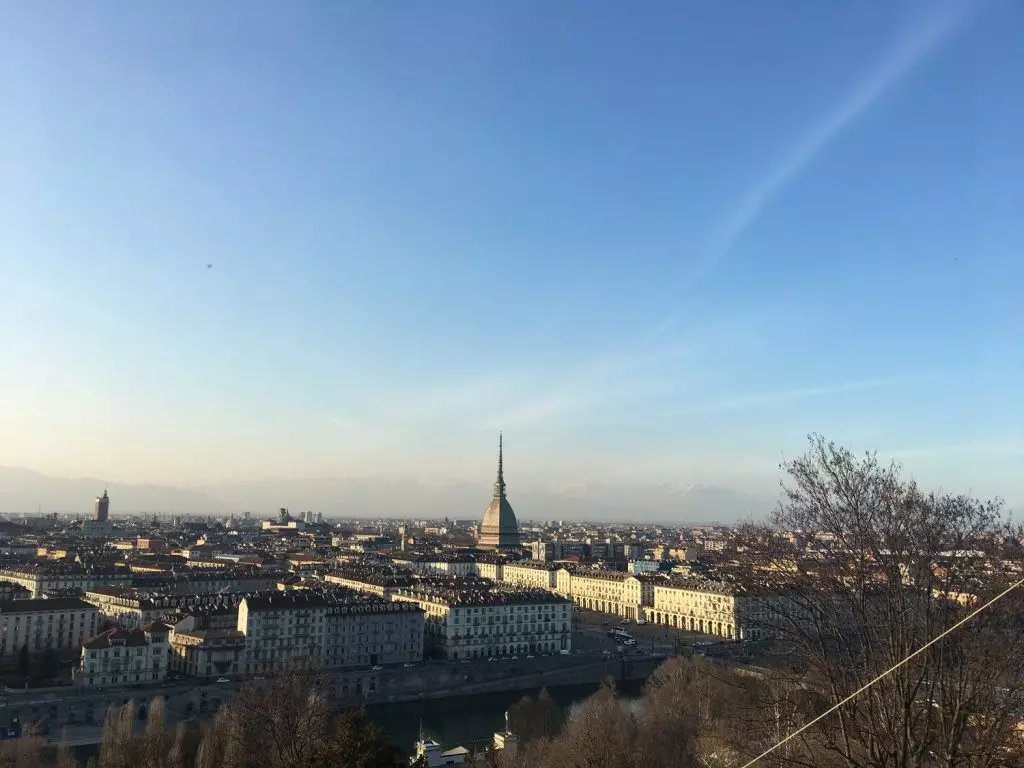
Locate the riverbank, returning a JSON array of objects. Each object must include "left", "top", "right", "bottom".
[
  {"left": 359, "top": 652, "right": 664, "bottom": 705},
  {"left": 367, "top": 679, "right": 646, "bottom": 754}
]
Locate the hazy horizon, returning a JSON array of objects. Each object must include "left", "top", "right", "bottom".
[{"left": 0, "top": 464, "right": 775, "bottom": 524}]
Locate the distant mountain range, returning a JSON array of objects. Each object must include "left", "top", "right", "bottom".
[
  {"left": 0, "top": 467, "right": 229, "bottom": 518},
  {"left": 0, "top": 466, "right": 772, "bottom": 524}
]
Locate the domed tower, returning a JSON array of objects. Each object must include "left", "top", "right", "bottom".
[{"left": 477, "top": 434, "right": 521, "bottom": 550}]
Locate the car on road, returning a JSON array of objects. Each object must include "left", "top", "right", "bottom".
[
  {"left": 371, "top": 665, "right": 383, "bottom": 671},
  {"left": 636, "top": 618, "right": 646, "bottom": 625},
  {"left": 624, "top": 639, "right": 637, "bottom": 646},
  {"left": 216, "top": 678, "right": 230, "bottom": 684},
  {"left": 403, "top": 663, "right": 416, "bottom": 668}
]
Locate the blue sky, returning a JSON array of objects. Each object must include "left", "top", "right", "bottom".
[{"left": 1, "top": 1, "right": 1022, "bottom": 507}]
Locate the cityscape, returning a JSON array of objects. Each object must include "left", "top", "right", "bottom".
[
  {"left": 0, "top": 435, "right": 1021, "bottom": 767},
  {"left": 4, "top": 2, "right": 1023, "bottom": 767}
]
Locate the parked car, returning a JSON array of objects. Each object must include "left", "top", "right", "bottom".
[{"left": 216, "top": 677, "right": 230, "bottom": 684}]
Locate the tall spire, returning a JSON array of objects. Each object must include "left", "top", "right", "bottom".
[{"left": 494, "top": 432, "right": 506, "bottom": 498}]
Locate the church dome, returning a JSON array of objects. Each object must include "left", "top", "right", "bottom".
[{"left": 477, "top": 435, "right": 521, "bottom": 550}]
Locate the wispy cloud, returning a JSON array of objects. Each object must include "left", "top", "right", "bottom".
[
  {"left": 674, "top": 376, "right": 912, "bottom": 416},
  {"left": 694, "top": 2, "right": 974, "bottom": 279},
  {"left": 887, "top": 439, "right": 1024, "bottom": 460},
  {"left": 337, "top": 323, "right": 755, "bottom": 435}
]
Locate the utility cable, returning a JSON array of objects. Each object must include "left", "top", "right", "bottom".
[{"left": 740, "top": 574, "right": 1024, "bottom": 767}]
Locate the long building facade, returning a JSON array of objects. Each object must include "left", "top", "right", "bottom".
[
  {"left": 0, "top": 598, "right": 99, "bottom": 657},
  {"left": 647, "top": 579, "right": 806, "bottom": 640},
  {"left": 554, "top": 568, "right": 653, "bottom": 621},
  {"left": 390, "top": 585, "right": 571, "bottom": 660},
  {"left": 237, "top": 591, "right": 424, "bottom": 676}
]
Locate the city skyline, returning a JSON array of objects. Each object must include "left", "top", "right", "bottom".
[{"left": 3, "top": 1, "right": 1023, "bottom": 510}]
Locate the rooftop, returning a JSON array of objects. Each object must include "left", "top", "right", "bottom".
[
  {"left": 395, "top": 585, "right": 571, "bottom": 608},
  {"left": 242, "top": 590, "right": 422, "bottom": 614},
  {"left": 82, "top": 627, "right": 151, "bottom": 650},
  {"left": 0, "top": 597, "right": 95, "bottom": 613}
]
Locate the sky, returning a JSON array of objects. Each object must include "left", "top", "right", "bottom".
[{"left": 1, "top": 1, "right": 1022, "bottom": 512}]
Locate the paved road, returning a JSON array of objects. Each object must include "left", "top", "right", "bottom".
[{"left": 573, "top": 608, "right": 731, "bottom": 655}]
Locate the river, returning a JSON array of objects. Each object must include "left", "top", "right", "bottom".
[
  {"left": 365, "top": 679, "right": 645, "bottom": 755},
  {"left": 70, "top": 679, "right": 645, "bottom": 763}
]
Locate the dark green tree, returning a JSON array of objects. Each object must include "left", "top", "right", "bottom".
[
  {"left": 328, "top": 707, "right": 403, "bottom": 768},
  {"left": 37, "top": 647, "right": 59, "bottom": 681},
  {"left": 17, "top": 643, "right": 30, "bottom": 677}
]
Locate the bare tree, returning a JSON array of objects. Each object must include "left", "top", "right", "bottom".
[
  {"left": 98, "top": 701, "right": 139, "bottom": 768},
  {"left": 211, "top": 669, "right": 331, "bottom": 768},
  {"left": 738, "top": 435, "right": 1024, "bottom": 767},
  {"left": 535, "top": 680, "right": 640, "bottom": 768},
  {"left": 166, "top": 722, "right": 200, "bottom": 768},
  {"left": 52, "top": 728, "right": 81, "bottom": 768},
  {"left": 0, "top": 720, "right": 46, "bottom": 768},
  {"left": 138, "top": 697, "right": 171, "bottom": 768},
  {"left": 194, "top": 709, "right": 232, "bottom": 768}
]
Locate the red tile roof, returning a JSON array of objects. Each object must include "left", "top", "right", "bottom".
[{"left": 81, "top": 627, "right": 150, "bottom": 650}]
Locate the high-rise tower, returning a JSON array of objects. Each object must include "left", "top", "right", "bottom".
[
  {"left": 477, "top": 434, "right": 521, "bottom": 550},
  {"left": 94, "top": 489, "right": 110, "bottom": 522}
]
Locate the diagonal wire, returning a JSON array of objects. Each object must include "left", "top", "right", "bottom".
[{"left": 740, "top": 574, "right": 1024, "bottom": 768}]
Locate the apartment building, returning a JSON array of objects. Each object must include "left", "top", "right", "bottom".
[
  {"left": 390, "top": 586, "right": 572, "bottom": 661},
  {"left": 647, "top": 578, "right": 804, "bottom": 640},
  {"left": 129, "top": 568, "right": 286, "bottom": 595},
  {"left": 388, "top": 553, "right": 479, "bottom": 577},
  {"left": 169, "top": 628, "right": 246, "bottom": 679},
  {"left": 555, "top": 569, "right": 652, "bottom": 621},
  {"left": 322, "top": 600, "right": 423, "bottom": 669},
  {"left": 324, "top": 570, "right": 416, "bottom": 598},
  {"left": 500, "top": 562, "right": 558, "bottom": 590},
  {"left": 83, "top": 587, "right": 166, "bottom": 628},
  {"left": 83, "top": 587, "right": 247, "bottom": 629},
  {"left": 77, "top": 622, "right": 170, "bottom": 687},
  {"left": 0, "top": 580, "right": 32, "bottom": 601},
  {"left": 650, "top": 579, "right": 738, "bottom": 638},
  {"left": 238, "top": 592, "right": 327, "bottom": 673},
  {"left": 0, "top": 598, "right": 99, "bottom": 657},
  {"left": 474, "top": 559, "right": 503, "bottom": 582},
  {"left": 238, "top": 591, "right": 425, "bottom": 675},
  {"left": 0, "top": 565, "right": 131, "bottom": 598}
]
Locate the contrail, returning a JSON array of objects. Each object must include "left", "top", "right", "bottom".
[
  {"left": 673, "top": 376, "right": 913, "bottom": 416},
  {"left": 650, "top": 2, "right": 977, "bottom": 333},
  {"left": 704, "top": 2, "right": 973, "bottom": 273}
]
